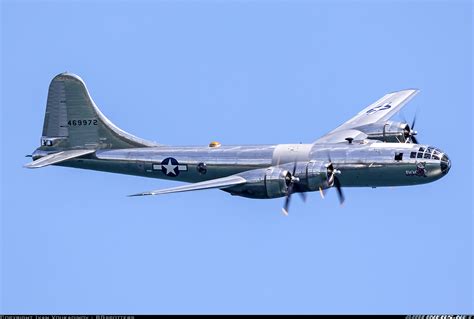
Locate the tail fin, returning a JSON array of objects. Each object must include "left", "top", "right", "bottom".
[{"left": 39, "top": 72, "right": 158, "bottom": 150}]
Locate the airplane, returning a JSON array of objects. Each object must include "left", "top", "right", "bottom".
[{"left": 25, "top": 73, "right": 451, "bottom": 215}]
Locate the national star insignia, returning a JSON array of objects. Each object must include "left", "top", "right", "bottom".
[{"left": 162, "top": 158, "right": 178, "bottom": 176}]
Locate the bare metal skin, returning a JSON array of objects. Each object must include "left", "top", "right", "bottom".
[{"left": 26, "top": 73, "right": 451, "bottom": 214}]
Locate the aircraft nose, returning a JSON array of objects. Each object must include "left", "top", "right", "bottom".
[{"left": 440, "top": 153, "right": 451, "bottom": 175}]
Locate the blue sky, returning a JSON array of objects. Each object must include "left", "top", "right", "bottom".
[{"left": 1, "top": 0, "right": 472, "bottom": 314}]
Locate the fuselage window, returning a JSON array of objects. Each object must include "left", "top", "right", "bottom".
[
  {"left": 410, "top": 152, "right": 416, "bottom": 158},
  {"left": 394, "top": 153, "right": 403, "bottom": 161}
]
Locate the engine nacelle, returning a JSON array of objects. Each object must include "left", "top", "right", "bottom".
[
  {"left": 306, "top": 160, "right": 332, "bottom": 191},
  {"left": 224, "top": 161, "right": 335, "bottom": 199},
  {"left": 359, "top": 121, "right": 411, "bottom": 143},
  {"left": 224, "top": 167, "right": 291, "bottom": 199},
  {"left": 265, "top": 166, "right": 292, "bottom": 198}
]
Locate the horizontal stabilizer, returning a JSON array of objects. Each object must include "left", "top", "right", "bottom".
[
  {"left": 24, "top": 149, "right": 95, "bottom": 168},
  {"left": 129, "top": 175, "right": 247, "bottom": 197}
]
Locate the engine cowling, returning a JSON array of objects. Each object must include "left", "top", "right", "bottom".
[
  {"left": 359, "top": 121, "right": 413, "bottom": 143},
  {"left": 306, "top": 160, "right": 333, "bottom": 191},
  {"left": 265, "top": 166, "right": 292, "bottom": 198},
  {"left": 224, "top": 166, "right": 291, "bottom": 199}
]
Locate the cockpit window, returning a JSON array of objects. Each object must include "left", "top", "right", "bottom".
[
  {"left": 410, "top": 152, "right": 416, "bottom": 158},
  {"left": 418, "top": 147, "right": 447, "bottom": 162}
]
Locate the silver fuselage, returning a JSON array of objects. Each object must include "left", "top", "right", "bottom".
[{"left": 34, "top": 141, "right": 450, "bottom": 193}]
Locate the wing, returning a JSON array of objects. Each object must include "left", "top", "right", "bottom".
[
  {"left": 314, "top": 89, "right": 419, "bottom": 144},
  {"left": 24, "top": 149, "right": 95, "bottom": 168},
  {"left": 129, "top": 175, "right": 247, "bottom": 197}
]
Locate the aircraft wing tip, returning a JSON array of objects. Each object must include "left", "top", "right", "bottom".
[
  {"left": 24, "top": 163, "right": 40, "bottom": 169},
  {"left": 128, "top": 192, "right": 155, "bottom": 197}
]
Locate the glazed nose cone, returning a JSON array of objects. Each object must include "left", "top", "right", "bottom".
[{"left": 440, "top": 153, "right": 451, "bottom": 175}]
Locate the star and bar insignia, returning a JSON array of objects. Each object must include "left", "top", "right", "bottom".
[{"left": 152, "top": 157, "right": 188, "bottom": 177}]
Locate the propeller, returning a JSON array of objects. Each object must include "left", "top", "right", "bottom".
[
  {"left": 326, "top": 162, "right": 345, "bottom": 205},
  {"left": 280, "top": 157, "right": 344, "bottom": 215},
  {"left": 409, "top": 116, "right": 419, "bottom": 144},
  {"left": 324, "top": 154, "right": 345, "bottom": 205},
  {"left": 282, "top": 161, "right": 308, "bottom": 215},
  {"left": 333, "top": 173, "right": 345, "bottom": 205},
  {"left": 402, "top": 114, "right": 419, "bottom": 144}
]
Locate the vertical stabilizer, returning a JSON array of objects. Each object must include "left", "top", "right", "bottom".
[{"left": 40, "top": 72, "right": 158, "bottom": 150}]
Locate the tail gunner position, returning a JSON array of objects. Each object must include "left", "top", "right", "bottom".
[{"left": 26, "top": 73, "right": 451, "bottom": 214}]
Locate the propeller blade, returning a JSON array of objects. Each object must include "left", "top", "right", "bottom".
[
  {"left": 319, "top": 186, "right": 325, "bottom": 199},
  {"left": 280, "top": 160, "right": 310, "bottom": 214},
  {"left": 411, "top": 115, "right": 417, "bottom": 130},
  {"left": 282, "top": 182, "right": 294, "bottom": 215},
  {"left": 282, "top": 193, "right": 291, "bottom": 215},
  {"left": 401, "top": 112, "right": 420, "bottom": 144},
  {"left": 283, "top": 195, "right": 291, "bottom": 214},
  {"left": 298, "top": 190, "right": 307, "bottom": 203},
  {"left": 326, "top": 153, "right": 346, "bottom": 204},
  {"left": 410, "top": 114, "right": 419, "bottom": 144},
  {"left": 333, "top": 176, "right": 345, "bottom": 205}
]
